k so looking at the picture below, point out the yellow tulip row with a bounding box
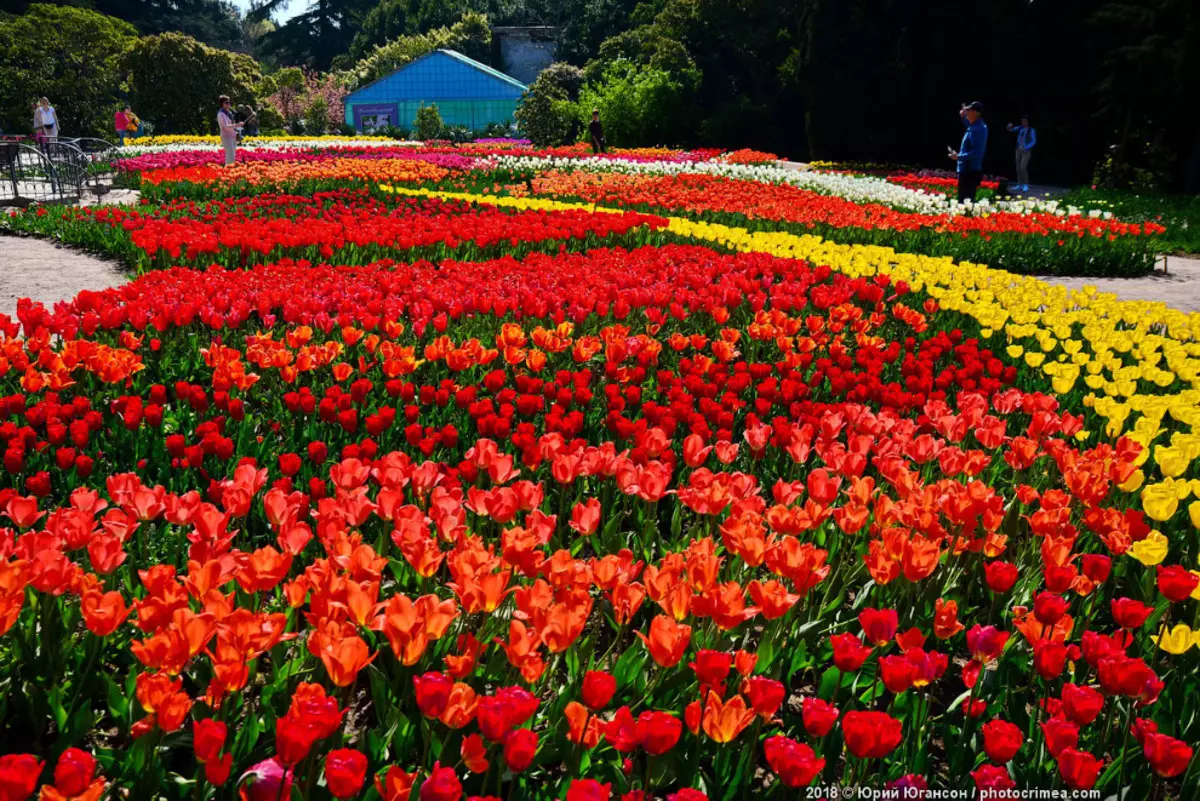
[378,184,1200,530]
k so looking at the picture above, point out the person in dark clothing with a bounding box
[589,109,606,154]
[948,101,988,203]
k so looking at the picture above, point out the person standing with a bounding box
[217,95,243,167]
[114,106,128,145]
[589,108,606,154]
[1006,115,1036,191]
[125,107,142,139]
[948,101,987,203]
[37,97,58,140]
[32,101,44,142]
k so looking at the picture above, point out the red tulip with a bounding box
[970,764,1015,792]
[581,671,616,710]
[414,672,454,718]
[0,754,42,801]
[566,779,611,801]
[764,736,824,787]
[1060,684,1104,725]
[981,719,1022,763]
[689,650,733,687]
[638,710,682,755]
[1156,565,1199,603]
[858,607,898,646]
[503,729,538,772]
[802,697,839,737]
[193,718,228,763]
[324,749,368,799]
[841,710,902,759]
[983,561,1019,593]
[1111,597,1153,629]
[52,748,96,797]
[1040,717,1080,758]
[1143,732,1193,777]
[743,676,785,718]
[1057,748,1102,790]
[1033,591,1068,625]
[419,763,463,801]
[830,633,872,672]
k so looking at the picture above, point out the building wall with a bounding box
[343,51,526,132]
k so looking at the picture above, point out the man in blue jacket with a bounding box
[948,101,988,203]
[1006,115,1036,190]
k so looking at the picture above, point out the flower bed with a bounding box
[510,171,1163,277]
[5,191,670,271]
[0,145,1197,801]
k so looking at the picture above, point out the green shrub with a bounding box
[415,104,443,141]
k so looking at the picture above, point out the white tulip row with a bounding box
[478,155,1110,220]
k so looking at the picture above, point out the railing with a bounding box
[0,137,119,205]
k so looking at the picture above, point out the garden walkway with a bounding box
[0,234,126,322]
[1041,254,1200,314]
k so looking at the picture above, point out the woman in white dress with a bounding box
[37,97,58,140]
[217,95,242,167]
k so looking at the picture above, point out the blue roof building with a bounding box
[343,49,528,133]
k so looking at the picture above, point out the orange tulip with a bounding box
[438,683,478,729]
[565,701,602,749]
[236,546,293,593]
[319,634,376,687]
[701,691,756,743]
[374,766,416,801]
[635,615,691,668]
[933,598,965,639]
[461,734,489,773]
[81,591,129,637]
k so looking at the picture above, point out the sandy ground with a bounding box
[0,234,128,322]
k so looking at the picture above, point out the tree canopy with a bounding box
[0,4,136,137]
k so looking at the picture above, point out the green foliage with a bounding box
[344,0,413,63]
[576,58,699,147]
[1,0,249,51]
[252,0,377,71]
[414,103,443,140]
[123,32,262,134]
[340,11,492,91]
[515,62,584,146]
[0,4,136,138]
[304,96,330,134]
[1060,187,1200,255]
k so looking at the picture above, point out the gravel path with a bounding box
[0,234,127,322]
[1039,254,1200,314]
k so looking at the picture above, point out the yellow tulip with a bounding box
[1118,469,1144,492]
[1128,529,1169,565]
[1154,623,1195,655]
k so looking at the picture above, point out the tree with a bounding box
[251,0,375,70]
[344,0,413,63]
[340,12,492,92]
[515,62,584,145]
[123,32,262,133]
[1091,0,1200,188]
[0,0,250,51]
[577,58,699,147]
[0,5,136,138]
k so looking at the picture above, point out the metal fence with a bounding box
[0,137,120,206]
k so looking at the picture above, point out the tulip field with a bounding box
[0,139,1198,801]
